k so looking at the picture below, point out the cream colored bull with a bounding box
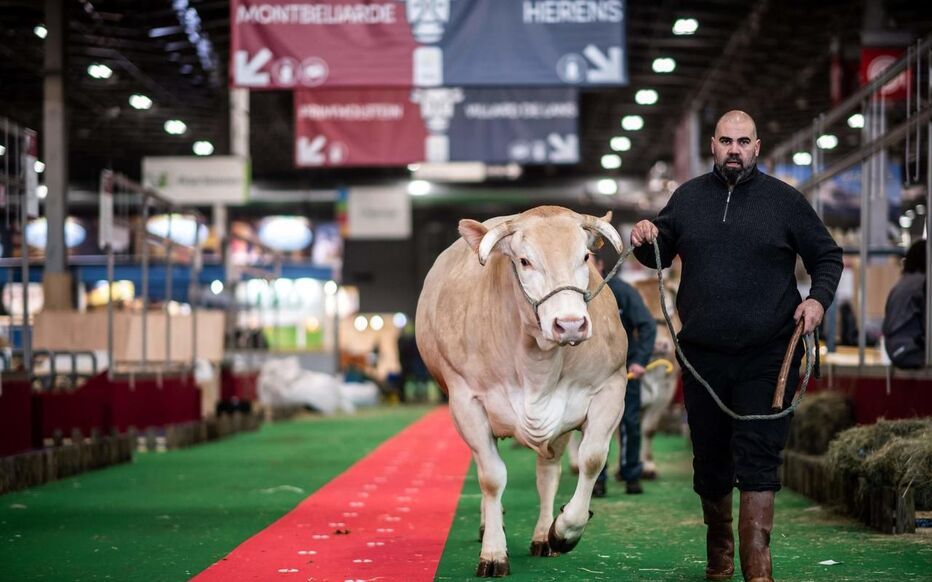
[416,206,628,577]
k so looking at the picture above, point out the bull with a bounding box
[416,206,629,576]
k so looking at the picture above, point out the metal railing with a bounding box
[766,36,932,367]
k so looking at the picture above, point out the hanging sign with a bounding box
[232,0,627,88]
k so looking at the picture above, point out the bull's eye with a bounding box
[583,253,590,264]
[519,258,530,268]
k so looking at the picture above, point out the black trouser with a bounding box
[679,337,803,499]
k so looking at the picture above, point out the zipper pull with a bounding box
[722,186,733,223]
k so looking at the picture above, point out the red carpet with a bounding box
[192,407,471,581]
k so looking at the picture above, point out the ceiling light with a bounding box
[610,136,631,151]
[407,163,420,172]
[210,280,224,294]
[899,215,913,228]
[193,140,214,156]
[597,178,618,195]
[635,89,658,105]
[408,179,431,196]
[87,63,113,79]
[652,57,676,73]
[621,115,644,131]
[370,315,384,331]
[323,280,338,295]
[847,113,865,129]
[816,134,838,150]
[792,152,812,166]
[164,119,187,135]
[34,160,45,173]
[257,216,312,251]
[34,25,48,39]
[37,184,48,199]
[601,154,622,170]
[672,18,699,35]
[393,312,408,329]
[353,315,368,332]
[129,94,153,110]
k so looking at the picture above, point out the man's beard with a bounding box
[717,156,756,185]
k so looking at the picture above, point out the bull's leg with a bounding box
[549,378,625,553]
[530,432,570,557]
[448,390,510,577]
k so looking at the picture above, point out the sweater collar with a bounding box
[712,163,760,187]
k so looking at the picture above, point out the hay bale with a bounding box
[786,391,855,454]
[826,418,932,510]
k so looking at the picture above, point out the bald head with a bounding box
[714,110,758,139]
[711,110,761,184]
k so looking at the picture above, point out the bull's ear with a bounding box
[458,219,487,254]
[600,210,613,223]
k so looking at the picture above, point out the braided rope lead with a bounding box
[648,240,814,421]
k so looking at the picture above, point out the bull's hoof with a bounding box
[547,507,594,554]
[529,540,558,557]
[476,558,510,577]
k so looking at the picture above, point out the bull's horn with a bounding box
[581,214,623,253]
[477,221,515,266]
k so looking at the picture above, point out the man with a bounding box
[592,255,657,497]
[883,239,926,369]
[630,111,842,582]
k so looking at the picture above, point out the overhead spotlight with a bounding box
[34,25,48,39]
[816,134,838,150]
[792,152,812,166]
[899,215,913,229]
[407,179,431,196]
[164,119,187,135]
[37,184,48,200]
[370,315,385,331]
[34,160,45,173]
[847,113,865,129]
[0,145,5,156]
[323,280,338,295]
[192,140,214,156]
[610,136,631,151]
[129,94,153,110]
[601,154,622,170]
[393,312,408,329]
[672,18,699,35]
[407,163,421,172]
[596,178,618,195]
[210,280,224,294]
[652,57,676,73]
[353,315,368,332]
[635,89,658,105]
[87,63,113,79]
[621,115,644,131]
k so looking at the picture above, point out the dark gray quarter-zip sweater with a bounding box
[633,165,843,352]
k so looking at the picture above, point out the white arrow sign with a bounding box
[584,45,623,83]
[235,49,272,87]
[297,136,327,166]
[548,133,578,163]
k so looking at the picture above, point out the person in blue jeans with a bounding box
[592,256,657,497]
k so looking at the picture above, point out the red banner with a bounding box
[859,47,910,101]
[294,89,427,167]
[232,0,416,88]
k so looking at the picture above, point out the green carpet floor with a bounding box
[0,406,429,581]
[435,433,932,581]
[2,406,930,581]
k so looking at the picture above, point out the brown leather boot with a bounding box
[738,491,775,582]
[701,492,735,580]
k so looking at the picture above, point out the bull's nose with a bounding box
[553,316,588,341]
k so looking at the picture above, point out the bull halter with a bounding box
[509,245,638,339]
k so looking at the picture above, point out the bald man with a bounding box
[630,111,842,582]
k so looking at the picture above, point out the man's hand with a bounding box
[627,363,647,380]
[794,298,825,334]
[630,220,659,248]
